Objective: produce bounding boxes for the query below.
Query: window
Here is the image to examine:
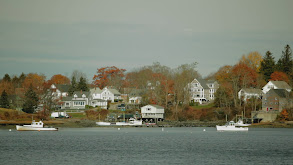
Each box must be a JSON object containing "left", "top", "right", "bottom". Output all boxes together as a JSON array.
[
  {"left": 147, "top": 108, "right": 151, "bottom": 111},
  {"left": 74, "top": 101, "right": 85, "bottom": 106}
]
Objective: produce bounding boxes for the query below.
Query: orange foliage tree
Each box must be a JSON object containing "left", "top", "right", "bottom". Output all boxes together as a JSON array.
[
  {"left": 279, "top": 109, "right": 289, "bottom": 121},
  {"left": 49, "top": 74, "right": 70, "bottom": 85},
  {"left": 214, "top": 65, "right": 232, "bottom": 84},
  {"left": 22, "top": 73, "right": 46, "bottom": 95},
  {"left": 92, "top": 66, "right": 126, "bottom": 89},
  {"left": 270, "top": 71, "right": 289, "bottom": 83},
  {"left": 239, "top": 51, "right": 263, "bottom": 72}
]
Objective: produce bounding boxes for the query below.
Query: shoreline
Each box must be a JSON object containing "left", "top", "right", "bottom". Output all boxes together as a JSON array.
[{"left": 1, "top": 119, "right": 293, "bottom": 129}]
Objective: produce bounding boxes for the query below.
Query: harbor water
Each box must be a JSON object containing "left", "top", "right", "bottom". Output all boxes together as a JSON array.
[{"left": 1, "top": 127, "right": 292, "bottom": 165}]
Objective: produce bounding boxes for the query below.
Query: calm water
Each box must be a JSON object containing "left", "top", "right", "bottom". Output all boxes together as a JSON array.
[{"left": 1, "top": 127, "right": 293, "bottom": 165}]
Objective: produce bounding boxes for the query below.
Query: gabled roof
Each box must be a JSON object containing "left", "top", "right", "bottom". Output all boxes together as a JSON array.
[
  {"left": 267, "top": 89, "right": 291, "bottom": 98},
  {"left": 90, "top": 87, "right": 102, "bottom": 94},
  {"left": 270, "top": 81, "right": 292, "bottom": 90},
  {"left": 107, "top": 88, "right": 121, "bottom": 95},
  {"left": 72, "top": 91, "right": 90, "bottom": 97},
  {"left": 241, "top": 88, "right": 262, "bottom": 94},
  {"left": 143, "top": 104, "right": 164, "bottom": 109},
  {"left": 55, "top": 84, "right": 70, "bottom": 92}
]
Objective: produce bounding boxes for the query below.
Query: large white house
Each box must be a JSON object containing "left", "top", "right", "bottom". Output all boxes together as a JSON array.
[
  {"left": 262, "top": 81, "right": 292, "bottom": 94},
  {"left": 101, "top": 87, "right": 121, "bottom": 103},
  {"left": 141, "top": 104, "right": 164, "bottom": 121},
  {"left": 189, "top": 78, "right": 219, "bottom": 104}
]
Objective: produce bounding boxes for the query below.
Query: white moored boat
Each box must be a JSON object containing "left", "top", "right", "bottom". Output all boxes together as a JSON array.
[
  {"left": 216, "top": 121, "right": 248, "bottom": 131},
  {"left": 16, "top": 120, "right": 58, "bottom": 131},
  {"left": 96, "top": 122, "right": 112, "bottom": 126},
  {"left": 116, "top": 118, "right": 142, "bottom": 126},
  {"left": 235, "top": 119, "right": 251, "bottom": 127}
]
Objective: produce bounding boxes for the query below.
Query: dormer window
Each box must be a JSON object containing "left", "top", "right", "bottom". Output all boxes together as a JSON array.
[
  {"left": 74, "top": 94, "right": 77, "bottom": 98},
  {"left": 82, "top": 94, "right": 86, "bottom": 98}
]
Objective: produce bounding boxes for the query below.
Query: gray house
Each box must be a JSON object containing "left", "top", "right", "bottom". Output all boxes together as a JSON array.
[
  {"left": 60, "top": 91, "right": 90, "bottom": 110},
  {"left": 189, "top": 78, "right": 219, "bottom": 104}
]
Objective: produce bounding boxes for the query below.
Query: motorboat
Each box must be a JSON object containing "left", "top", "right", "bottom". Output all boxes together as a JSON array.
[
  {"left": 116, "top": 118, "right": 142, "bottom": 126},
  {"left": 16, "top": 120, "right": 58, "bottom": 131},
  {"left": 235, "top": 119, "right": 251, "bottom": 127},
  {"left": 96, "top": 122, "right": 112, "bottom": 126},
  {"left": 216, "top": 121, "right": 248, "bottom": 131}
]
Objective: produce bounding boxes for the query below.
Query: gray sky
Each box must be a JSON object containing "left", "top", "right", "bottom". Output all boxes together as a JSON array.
[{"left": 1, "top": 0, "right": 293, "bottom": 81}]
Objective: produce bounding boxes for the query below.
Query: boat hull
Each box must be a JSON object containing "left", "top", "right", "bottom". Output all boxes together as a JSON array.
[
  {"left": 96, "top": 122, "right": 111, "bottom": 126},
  {"left": 16, "top": 125, "right": 58, "bottom": 131},
  {"left": 216, "top": 125, "right": 248, "bottom": 131}
]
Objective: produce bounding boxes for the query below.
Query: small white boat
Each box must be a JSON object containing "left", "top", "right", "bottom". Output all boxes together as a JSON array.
[
  {"left": 16, "top": 120, "right": 58, "bottom": 131},
  {"left": 116, "top": 118, "right": 142, "bottom": 126},
  {"left": 216, "top": 121, "right": 248, "bottom": 131},
  {"left": 96, "top": 122, "right": 112, "bottom": 126},
  {"left": 235, "top": 119, "right": 251, "bottom": 127}
]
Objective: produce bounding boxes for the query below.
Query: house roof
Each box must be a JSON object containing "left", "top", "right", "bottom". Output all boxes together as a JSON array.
[
  {"left": 270, "top": 81, "right": 292, "bottom": 90},
  {"left": 90, "top": 87, "right": 103, "bottom": 94},
  {"left": 61, "top": 97, "right": 72, "bottom": 101},
  {"left": 268, "top": 89, "right": 291, "bottom": 98},
  {"left": 107, "top": 88, "right": 121, "bottom": 95},
  {"left": 143, "top": 104, "right": 164, "bottom": 109},
  {"left": 55, "top": 84, "right": 70, "bottom": 92},
  {"left": 241, "top": 88, "right": 262, "bottom": 94},
  {"left": 72, "top": 91, "right": 90, "bottom": 97}
]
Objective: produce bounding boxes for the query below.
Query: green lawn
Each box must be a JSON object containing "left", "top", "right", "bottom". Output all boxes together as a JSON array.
[
  {"left": 191, "top": 103, "right": 215, "bottom": 109},
  {"left": 67, "top": 113, "right": 86, "bottom": 119}
]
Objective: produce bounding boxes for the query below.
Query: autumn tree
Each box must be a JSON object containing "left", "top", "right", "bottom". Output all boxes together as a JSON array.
[
  {"left": 231, "top": 63, "right": 258, "bottom": 107},
  {"left": 50, "top": 74, "right": 70, "bottom": 85},
  {"left": 92, "top": 66, "right": 126, "bottom": 90},
  {"left": 23, "top": 84, "right": 39, "bottom": 113},
  {"left": 214, "top": 65, "right": 232, "bottom": 84},
  {"left": 240, "top": 51, "right": 263, "bottom": 72},
  {"left": 0, "top": 90, "right": 9, "bottom": 108},
  {"left": 172, "top": 62, "right": 199, "bottom": 120},
  {"left": 278, "top": 109, "right": 289, "bottom": 121},
  {"left": 22, "top": 73, "right": 46, "bottom": 95},
  {"left": 259, "top": 51, "right": 275, "bottom": 82},
  {"left": 270, "top": 71, "right": 289, "bottom": 83}
]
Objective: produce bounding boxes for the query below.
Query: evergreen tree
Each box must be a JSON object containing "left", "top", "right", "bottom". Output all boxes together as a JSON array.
[
  {"left": 0, "top": 90, "right": 9, "bottom": 108},
  {"left": 68, "top": 76, "right": 77, "bottom": 96},
  {"left": 259, "top": 51, "right": 275, "bottom": 82},
  {"left": 77, "top": 77, "right": 89, "bottom": 91},
  {"left": 23, "top": 84, "right": 38, "bottom": 113},
  {"left": 276, "top": 45, "right": 292, "bottom": 78},
  {"left": 3, "top": 74, "right": 11, "bottom": 82}
]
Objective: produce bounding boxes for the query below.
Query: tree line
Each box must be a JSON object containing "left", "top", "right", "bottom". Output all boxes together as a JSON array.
[{"left": 0, "top": 45, "right": 292, "bottom": 121}]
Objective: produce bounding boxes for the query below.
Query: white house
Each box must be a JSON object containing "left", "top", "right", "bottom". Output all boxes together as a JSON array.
[
  {"left": 262, "top": 81, "right": 292, "bottom": 94},
  {"left": 60, "top": 91, "right": 90, "bottom": 109},
  {"left": 50, "top": 84, "right": 70, "bottom": 99},
  {"left": 238, "top": 88, "right": 263, "bottom": 101},
  {"left": 189, "top": 78, "right": 219, "bottom": 104},
  {"left": 89, "top": 88, "right": 107, "bottom": 109},
  {"left": 101, "top": 87, "right": 121, "bottom": 103},
  {"left": 141, "top": 104, "right": 164, "bottom": 121}
]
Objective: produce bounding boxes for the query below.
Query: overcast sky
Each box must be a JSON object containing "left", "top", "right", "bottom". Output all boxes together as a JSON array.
[{"left": 1, "top": 0, "right": 293, "bottom": 81}]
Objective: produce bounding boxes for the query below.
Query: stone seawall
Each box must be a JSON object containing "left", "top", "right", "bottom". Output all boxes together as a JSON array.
[{"left": 251, "top": 111, "right": 279, "bottom": 122}]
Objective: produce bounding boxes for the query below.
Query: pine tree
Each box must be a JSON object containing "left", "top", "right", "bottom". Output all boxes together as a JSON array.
[
  {"left": 23, "top": 84, "right": 38, "bottom": 113},
  {"left": 68, "top": 76, "right": 77, "bottom": 96},
  {"left": 0, "top": 90, "right": 9, "bottom": 108},
  {"left": 2, "top": 74, "right": 11, "bottom": 82},
  {"left": 77, "top": 77, "right": 89, "bottom": 91},
  {"left": 276, "top": 45, "right": 292, "bottom": 78},
  {"left": 259, "top": 51, "right": 275, "bottom": 82}
]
